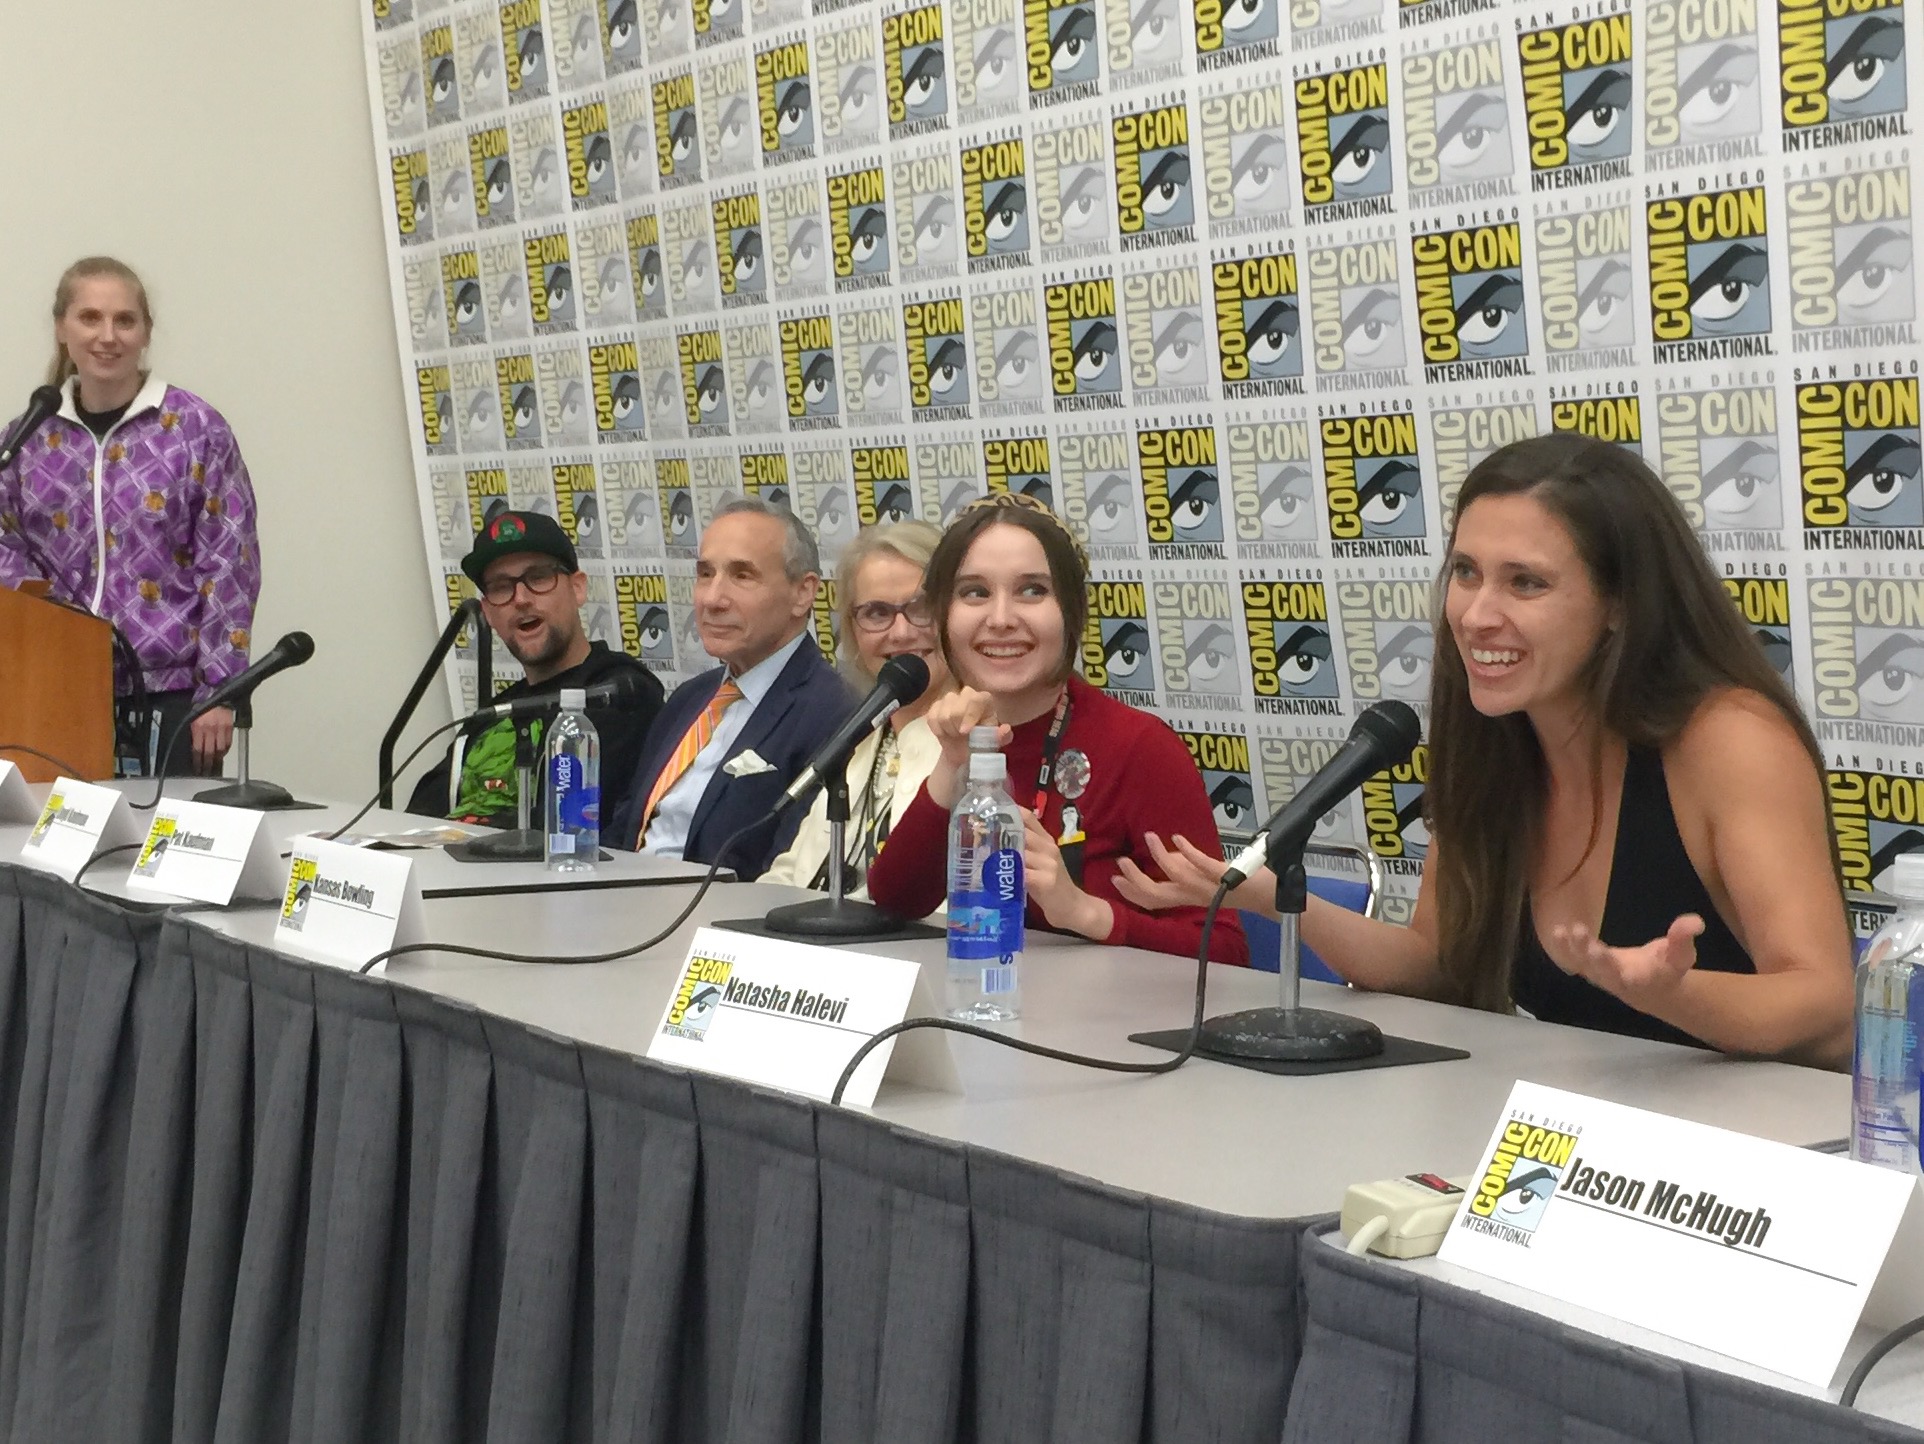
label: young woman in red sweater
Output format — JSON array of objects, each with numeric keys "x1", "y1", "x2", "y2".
[{"x1": 864, "y1": 494, "x2": 1248, "y2": 963}]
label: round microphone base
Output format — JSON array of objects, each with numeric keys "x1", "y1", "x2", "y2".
[
  {"x1": 445, "y1": 828, "x2": 545, "y2": 864},
  {"x1": 1196, "y1": 1006, "x2": 1385, "y2": 1063},
  {"x1": 194, "y1": 778, "x2": 298, "y2": 811},
  {"x1": 763, "y1": 896, "x2": 912, "y2": 938}
]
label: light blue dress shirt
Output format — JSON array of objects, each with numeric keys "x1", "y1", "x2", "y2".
[{"x1": 642, "y1": 630, "x2": 808, "y2": 860}]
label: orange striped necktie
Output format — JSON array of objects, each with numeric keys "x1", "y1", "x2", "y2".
[{"x1": 637, "y1": 678, "x2": 744, "y2": 845}]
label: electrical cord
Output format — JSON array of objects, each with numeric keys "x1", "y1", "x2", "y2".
[
  {"x1": 354, "y1": 812, "x2": 768, "y2": 975},
  {"x1": 1840, "y1": 1311, "x2": 1924, "y2": 1408},
  {"x1": 1346, "y1": 1215, "x2": 1391, "y2": 1257},
  {"x1": 0, "y1": 744, "x2": 83, "y2": 777},
  {"x1": 322, "y1": 717, "x2": 469, "y2": 841},
  {"x1": 827, "y1": 878, "x2": 1232, "y2": 1106}
]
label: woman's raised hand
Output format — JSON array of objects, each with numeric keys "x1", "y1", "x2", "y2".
[{"x1": 923, "y1": 687, "x2": 1012, "y2": 808}]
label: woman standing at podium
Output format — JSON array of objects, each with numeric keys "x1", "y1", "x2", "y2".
[{"x1": 0, "y1": 257, "x2": 260, "y2": 776}]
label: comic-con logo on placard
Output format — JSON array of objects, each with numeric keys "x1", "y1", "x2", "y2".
[
  {"x1": 1322, "y1": 410, "x2": 1428, "y2": 557},
  {"x1": 1831, "y1": 762, "x2": 1924, "y2": 892},
  {"x1": 677, "y1": 329, "x2": 731, "y2": 435},
  {"x1": 713, "y1": 189, "x2": 767, "y2": 308},
  {"x1": 1123, "y1": 261, "x2": 1211, "y2": 404},
  {"x1": 590, "y1": 338, "x2": 648, "y2": 442},
  {"x1": 1338, "y1": 573, "x2": 1436, "y2": 708},
  {"x1": 984, "y1": 431, "x2": 1054, "y2": 506},
  {"x1": 1411, "y1": 220, "x2": 1531, "y2": 384},
  {"x1": 903, "y1": 294, "x2": 972, "y2": 421},
  {"x1": 1213, "y1": 249, "x2": 1302, "y2": 398},
  {"x1": 1403, "y1": 35, "x2": 1515, "y2": 212},
  {"x1": 1026, "y1": 0, "x2": 1104, "y2": 106},
  {"x1": 616, "y1": 572, "x2": 676, "y2": 666},
  {"x1": 663, "y1": 954, "x2": 734, "y2": 1039},
  {"x1": 1294, "y1": 58, "x2": 1395, "y2": 225},
  {"x1": 1113, "y1": 98, "x2": 1197, "y2": 250},
  {"x1": 1157, "y1": 579, "x2": 1246, "y2": 709},
  {"x1": 1225, "y1": 414, "x2": 1318, "y2": 553},
  {"x1": 1654, "y1": 379, "x2": 1782, "y2": 538},
  {"x1": 562, "y1": 98, "x2": 617, "y2": 209},
  {"x1": 1081, "y1": 576, "x2": 1159, "y2": 704},
  {"x1": 756, "y1": 34, "x2": 817, "y2": 164},
  {"x1": 780, "y1": 312, "x2": 841, "y2": 427},
  {"x1": 1723, "y1": 574, "x2": 1795, "y2": 684},
  {"x1": 1138, "y1": 421, "x2": 1225, "y2": 558},
  {"x1": 1549, "y1": 385, "x2": 1642, "y2": 455},
  {"x1": 418, "y1": 365, "x2": 455, "y2": 456},
  {"x1": 1243, "y1": 578, "x2": 1344, "y2": 715},
  {"x1": 827, "y1": 165, "x2": 892, "y2": 292},
  {"x1": 653, "y1": 70, "x2": 702, "y2": 186},
  {"x1": 884, "y1": 1, "x2": 952, "y2": 137},
  {"x1": 1537, "y1": 198, "x2": 1637, "y2": 371},
  {"x1": 280, "y1": 856, "x2": 320, "y2": 934},
  {"x1": 133, "y1": 817, "x2": 177, "y2": 879},
  {"x1": 1197, "y1": 78, "x2": 1293, "y2": 237},
  {"x1": 1648, "y1": 184, "x2": 1775, "y2": 363},
  {"x1": 1798, "y1": 376, "x2": 1923, "y2": 544},
  {"x1": 1177, "y1": 729, "x2": 1257, "y2": 832},
  {"x1": 852, "y1": 442, "x2": 917, "y2": 523},
  {"x1": 1463, "y1": 1116, "x2": 1580, "y2": 1242},
  {"x1": 1517, "y1": 11, "x2": 1635, "y2": 190},
  {"x1": 1045, "y1": 273, "x2": 1125, "y2": 410},
  {"x1": 1787, "y1": 163, "x2": 1918, "y2": 352},
  {"x1": 1194, "y1": 0, "x2": 1282, "y2": 70},
  {"x1": 1361, "y1": 743, "x2": 1430, "y2": 870},
  {"x1": 1645, "y1": 0, "x2": 1765, "y2": 168},
  {"x1": 963, "y1": 135, "x2": 1032, "y2": 272},
  {"x1": 1306, "y1": 236, "x2": 1409, "y2": 390},
  {"x1": 1779, "y1": 0, "x2": 1910, "y2": 151}
]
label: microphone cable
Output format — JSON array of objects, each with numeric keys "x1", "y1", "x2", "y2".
[
  {"x1": 0, "y1": 744, "x2": 84, "y2": 777},
  {"x1": 828, "y1": 879, "x2": 1233, "y2": 1105}
]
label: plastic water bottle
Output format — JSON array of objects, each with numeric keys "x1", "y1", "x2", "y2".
[
  {"x1": 1852, "y1": 853, "x2": 1924, "y2": 1172},
  {"x1": 946, "y1": 725, "x2": 1024, "y2": 1021},
  {"x1": 545, "y1": 688, "x2": 600, "y2": 873}
]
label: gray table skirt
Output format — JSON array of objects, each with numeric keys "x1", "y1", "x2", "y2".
[{"x1": 0, "y1": 863, "x2": 1308, "y2": 1444}]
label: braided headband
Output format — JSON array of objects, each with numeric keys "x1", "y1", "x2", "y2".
[{"x1": 952, "y1": 490, "x2": 1091, "y2": 575}]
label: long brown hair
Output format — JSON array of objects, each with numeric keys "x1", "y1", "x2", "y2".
[
  {"x1": 1427, "y1": 433, "x2": 1831, "y2": 1010},
  {"x1": 923, "y1": 494, "x2": 1088, "y2": 686},
  {"x1": 46, "y1": 257, "x2": 153, "y2": 388}
]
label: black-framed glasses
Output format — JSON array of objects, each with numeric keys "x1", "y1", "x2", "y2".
[
  {"x1": 480, "y1": 563, "x2": 566, "y2": 605},
  {"x1": 852, "y1": 595, "x2": 934, "y2": 632}
]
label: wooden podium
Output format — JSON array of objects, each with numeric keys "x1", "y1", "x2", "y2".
[{"x1": 0, "y1": 583, "x2": 114, "y2": 783}]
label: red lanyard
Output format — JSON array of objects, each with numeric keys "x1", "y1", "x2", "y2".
[{"x1": 1032, "y1": 686, "x2": 1072, "y2": 816}]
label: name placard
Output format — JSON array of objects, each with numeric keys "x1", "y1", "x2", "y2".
[
  {"x1": 647, "y1": 926, "x2": 958, "y2": 1107},
  {"x1": 18, "y1": 778, "x2": 140, "y2": 883},
  {"x1": 272, "y1": 838, "x2": 425, "y2": 970},
  {"x1": 1438, "y1": 1080, "x2": 1914, "y2": 1386},
  {"x1": 0, "y1": 762, "x2": 37, "y2": 824},
  {"x1": 124, "y1": 798, "x2": 279, "y2": 906}
]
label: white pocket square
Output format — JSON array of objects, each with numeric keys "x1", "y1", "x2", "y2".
[{"x1": 724, "y1": 749, "x2": 776, "y2": 778}]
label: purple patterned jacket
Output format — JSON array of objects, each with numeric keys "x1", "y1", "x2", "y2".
[{"x1": 0, "y1": 376, "x2": 261, "y2": 700}]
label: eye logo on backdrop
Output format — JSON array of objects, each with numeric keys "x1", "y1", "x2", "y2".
[
  {"x1": 1645, "y1": 0, "x2": 1764, "y2": 167},
  {"x1": 884, "y1": 1, "x2": 952, "y2": 136},
  {"x1": 1550, "y1": 386, "x2": 1641, "y2": 454},
  {"x1": 1537, "y1": 198, "x2": 1636, "y2": 370},
  {"x1": 1338, "y1": 574, "x2": 1435, "y2": 707},
  {"x1": 780, "y1": 311, "x2": 841, "y2": 425},
  {"x1": 972, "y1": 283, "x2": 1046, "y2": 414},
  {"x1": 984, "y1": 432, "x2": 1055, "y2": 506},
  {"x1": 1197, "y1": 78, "x2": 1293, "y2": 236},
  {"x1": 1361, "y1": 745, "x2": 1430, "y2": 865},
  {"x1": 1517, "y1": 10, "x2": 1635, "y2": 189},
  {"x1": 1411, "y1": 220, "x2": 1530, "y2": 383},
  {"x1": 423, "y1": 23, "x2": 461, "y2": 124},
  {"x1": 1721, "y1": 574, "x2": 1795, "y2": 682},
  {"x1": 624, "y1": 212, "x2": 668, "y2": 321},
  {"x1": 495, "y1": 351, "x2": 543, "y2": 448},
  {"x1": 852, "y1": 442, "x2": 916, "y2": 522},
  {"x1": 756, "y1": 33, "x2": 817, "y2": 163},
  {"x1": 713, "y1": 189, "x2": 767, "y2": 305},
  {"x1": 1212, "y1": 249, "x2": 1303, "y2": 397},
  {"x1": 1157, "y1": 578, "x2": 1246, "y2": 705},
  {"x1": 1243, "y1": 578, "x2": 1342, "y2": 714},
  {"x1": 1138, "y1": 420, "x2": 1224, "y2": 556},
  {"x1": 677, "y1": 328, "x2": 731, "y2": 433},
  {"x1": 1810, "y1": 574, "x2": 1924, "y2": 738},
  {"x1": 1032, "y1": 115, "x2": 1114, "y2": 259},
  {"x1": 693, "y1": 0, "x2": 745, "y2": 47},
  {"x1": 1113, "y1": 98, "x2": 1196, "y2": 248},
  {"x1": 963, "y1": 135, "x2": 1032, "y2": 270},
  {"x1": 1429, "y1": 397, "x2": 1538, "y2": 520},
  {"x1": 1798, "y1": 376, "x2": 1923, "y2": 540},
  {"x1": 418, "y1": 364, "x2": 455, "y2": 455},
  {"x1": 1654, "y1": 379, "x2": 1781, "y2": 537},
  {"x1": 1056, "y1": 423, "x2": 1143, "y2": 552},
  {"x1": 1403, "y1": 36, "x2": 1514, "y2": 211},
  {"x1": 616, "y1": 572, "x2": 675, "y2": 665},
  {"x1": 699, "y1": 54, "x2": 758, "y2": 177},
  {"x1": 1123, "y1": 261, "x2": 1211, "y2": 403},
  {"x1": 1786, "y1": 162, "x2": 1918, "y2": 352},
  {"x1": 604, "y1": 0, "x2": 647, "y2": 71},
  {"x1": 502, "y1": 0, "x2": 551, "y2": 101},
  {"x1": 894, "y1": 145, "x2": 961, "y2": 276},
  {"x1": 1322, "y1": 411, "x2": 1427, "y2": 555},
  {"x1": 816, "y1": 15, "x2": 883, "y2": 148},
  {"x1": 1647, "y1": 184, "x2": 1775, "y2": 362},
  {"x1": 590, "y1": 337, "x2": 648, "y2": 440},
  {"x1": 1081, "y1": 577, "x2": 1159, "y2": 702},
  {"x1": 1177, "y1": 728, "x2": 1257, "y2": 832},
  {"x1": 658, "y1": 453, "x2": 698, "y2": 553},
  {"x1": 561, "y1": 98, "x2": 617, "y2": 208},
  {"x1": 524, "y1": 227, "x2": 578, "y2": 332},
  {"x1": 827, "y1": 164, "x2": 892, "y2": 290},
  {"x1": 1046, "y1": 273, "x2": 1125, "y2": 408},
  {"x1": 1294, "y1": 58, "x2": 1394, "y2": 224},
  {"x1": 653, "y1": 69, "x2": 702, "y2": 185},
  {"x1": 1779, "y1": 0, "x2": 1909, "y2": 150},
  {"x1": 1225, "y1": 414, "x2": 1317, "y2": 550},
  {"x1": 1026, "y1": 0, "x2": 1105, "y2": 105},
  {"x1": 466, "y1": 465, "x2": 511, "y2": 531},
  {"x1": 1307, "y1": 236, "x2": 1408, "y2": 387},
  {"x1": 443, "y1": 247, "x2": 488, "y2": 343},
  {"x1": 467, "y1": 123, "x2": 516, "y2": 225},
  {"x1": 1829, "y1": 764, "x2": 1924, "y2": 895},
  {"x1": 1194, "y1": 0, "x2": 1282, "y2": 70},
  {"x1": 903, "y1": 293, "x2": 972, "y2": 419}
]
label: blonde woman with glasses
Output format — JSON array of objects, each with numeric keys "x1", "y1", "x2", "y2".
[{"x1": 763, "y1": 520, "x2": 953, "y2": 895}]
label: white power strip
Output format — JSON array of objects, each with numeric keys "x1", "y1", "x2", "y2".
[{"x1": 1340, "y1": 1173, "x2": 1470, "y2": 1259}]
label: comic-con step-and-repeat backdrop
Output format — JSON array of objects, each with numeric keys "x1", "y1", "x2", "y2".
[{"x1": 363, "y1": 0, "x2": 1922, "y2": 929}]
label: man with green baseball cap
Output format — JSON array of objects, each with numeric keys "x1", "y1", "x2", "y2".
[{"x1": 408, "y1": 510, "x2": 665, "y2": 827}]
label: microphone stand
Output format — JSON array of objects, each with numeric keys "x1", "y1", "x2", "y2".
[
  {"x1": 1195, "y1": 848, "x2": 1384, "y2": 1063},
  {"x1": 195, "y1": 693, "x2": 302, "y2": 810},
  {"x1": 763, "y1": 767, "x2": 910, "y2": 938},
  {"x1": 445, "y1": 716, "x2": 546, "y2": 863},
  {"x1": 380, "y1": 597, "x2": 490, "y2": 808}
]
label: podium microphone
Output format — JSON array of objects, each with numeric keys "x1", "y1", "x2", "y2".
[
  {"x1": 780, "y1": 653, "x2": 930, "y2": 806},
  {"x1": 189, "y1": 631, "x2": 318, "y2": 811},
  {"x1": 472, "y1": 670, "x2": 645, "y2": 721},
  {"x1": 0, "y1": 386, "x2": 61, "y2": 471}
]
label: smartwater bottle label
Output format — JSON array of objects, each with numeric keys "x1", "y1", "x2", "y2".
[
  {"x1": 948, "y1": 847, "x2": 1024, "y2": 961},
  {"x1": 550, "y1": 758, "x2": 600, "y2": 829}
]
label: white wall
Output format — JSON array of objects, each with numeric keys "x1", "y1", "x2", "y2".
[{"x1": 0, "y1": 4, "x2": 450, "y2": 803}]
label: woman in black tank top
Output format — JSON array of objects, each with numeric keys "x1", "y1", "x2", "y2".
[{"x1": 1119, "y1": 435, "x2": 1854, "y2": 1065}]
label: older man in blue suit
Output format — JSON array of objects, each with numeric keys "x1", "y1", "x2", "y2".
[{"x1": 611, "y1": 498, "x2": 851, "y2": 878}]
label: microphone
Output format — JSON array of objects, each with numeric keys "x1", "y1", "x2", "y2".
[
  {"x1": 1222, "y1": 700, "x2": 1421, "y2": 888},
  {"x1": 187, "y1": 631, "x2": 317, "y2": 719},
  {"x1": 781, "y1": 653, "x2": 930, "y2": 805},
  {"x1": 0, "y1": 386, "x2": 63, "y2": 471},
  {"x1": 472, "y1": 670, "x2": 646, "y2": 721}
]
